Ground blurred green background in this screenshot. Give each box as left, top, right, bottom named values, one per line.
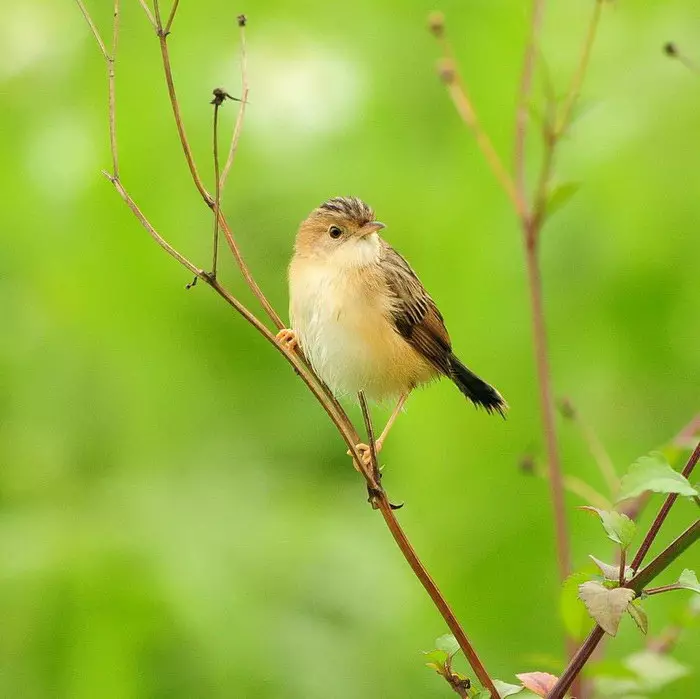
left=1, top=0, right=699, bottom=697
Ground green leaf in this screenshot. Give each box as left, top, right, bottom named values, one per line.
left=617, top=452, right=698, bottom=501
left=422, top=649, right=449, bottom=669
left=546, top=182, right=580, bottom=218
left=589, top=555, right=633, bottom=582
left=435, top=633, right=460, bottom=657
left=493, top=679, right=525, bottom=697
left=580, top=507, right=636, bottom=550
left=624, top=651, right=690, bottom=690
left=560, top=572, right=592, bottom=641
left=677, top=569, right=700, bottom=594
left=626, top=601, right=648, bottom=635
left=578, top=580, right=635, bottom=636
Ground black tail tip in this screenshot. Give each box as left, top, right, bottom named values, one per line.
left=449, top=354, right=508, bottom=418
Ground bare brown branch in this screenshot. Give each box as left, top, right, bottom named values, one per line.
left=431, top=25, right=526, bottom=219
left=514, top=0, right=545, bottom=210
left=220, top=18, right=249, bottom=191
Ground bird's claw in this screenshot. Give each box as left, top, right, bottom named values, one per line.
left=275, top=328, right=298, bottom=352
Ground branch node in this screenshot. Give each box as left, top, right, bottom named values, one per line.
left=427, top=11, right=445, bottom=38
left=437, top=57, right=456, bottom=84
left=237, top=14, right=247, bottom=27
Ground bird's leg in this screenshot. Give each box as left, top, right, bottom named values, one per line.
left=275, top=328, right=298, bottom=352
left=375, top=392, right=410, bottom=452
left=350, top=392, right=410, bottom=470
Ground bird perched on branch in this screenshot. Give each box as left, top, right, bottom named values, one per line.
left=277, top=196, right=506, bottom=465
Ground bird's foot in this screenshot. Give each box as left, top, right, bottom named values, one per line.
left=275, top=328, right=298, bottom=352
left=348, top=441, right=383, bottom=472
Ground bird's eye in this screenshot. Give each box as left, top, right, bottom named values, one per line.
left=328, top=225, right=343, bottom=239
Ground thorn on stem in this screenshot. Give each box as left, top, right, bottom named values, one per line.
left=185, top=276, right=198, bottom=289
left=237, top=14, right=247, bottom=27
left=427, top=11, right=445, bottom=38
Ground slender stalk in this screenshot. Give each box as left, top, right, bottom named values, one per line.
left=431, top=23, right=525, bottom=219
left=211, top=95, right=222, bottom=278
left=137, top=0, right=157, bottom=31
left=151, top=1, right=283, bottom=329
left=644, top=584, right=683, bottom=596
left=618, top=549, right=626, bottom=587
left=164, top=0, right=181, bottom=35
left=630, top=441, right=700, bottom=572
left=514, top=0, right=545, bottom=207
left=220, top=16, right=249, bottom=191
left=556, top=0, right=604, bottom=136
left=525, top=240, right=570, bottom=584
left=109, top=0, right=120, bottom=179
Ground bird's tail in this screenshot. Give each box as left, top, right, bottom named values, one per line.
left=448, top=354, right=508, bottom=417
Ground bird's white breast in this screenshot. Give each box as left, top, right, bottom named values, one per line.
left=289, top=235, right=434, bottom=400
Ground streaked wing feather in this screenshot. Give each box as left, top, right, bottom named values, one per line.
left=381, top=242, right=452, bottom=375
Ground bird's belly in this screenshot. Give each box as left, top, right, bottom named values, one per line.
left=290, top=266, right=435, bottom=401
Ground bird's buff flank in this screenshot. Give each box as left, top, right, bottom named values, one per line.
left=277, top=196, right=507, bottom=464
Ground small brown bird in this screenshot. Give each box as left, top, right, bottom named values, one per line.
left=277, top=196, right=506, bottom=463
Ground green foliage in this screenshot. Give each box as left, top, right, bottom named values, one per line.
left=677, top=569, right=700, bottom=594
left=435, top=633, right=460, bottom=656
left=492, top=679, right=524, bottom=697
left=617, top=453, right=698, bottom=501
left=580, top=507, right=636, bottom=550
left=626, top=600, right=648, bottom=635
left=545, top=182, right=581, bottom=219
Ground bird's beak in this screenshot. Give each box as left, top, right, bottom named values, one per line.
left=360, top=221, right=385, bottom=236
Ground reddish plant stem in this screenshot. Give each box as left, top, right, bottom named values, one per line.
left=514, top=0, right=545, bottom=204
left=524, top=234, right=570, bottom=584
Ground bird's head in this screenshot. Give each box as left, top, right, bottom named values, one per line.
left=294, top=196, right=385, bottom=267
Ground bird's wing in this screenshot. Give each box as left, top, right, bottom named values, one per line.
left=380, top=241, right=453, bottom=375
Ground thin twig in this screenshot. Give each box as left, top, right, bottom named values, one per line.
left=109, top=0, right=120, bottom=178
left=525, top=243, right=570, bottom=585
left=358, top=391, right=380, bottom=488
left=514, top=0, right=545, bottom=210
left=618, top=549, right=626, bottom=587
left=210, top=90, right=225, bottom=278
left=630, top=441, right=700, bottom=572
left=556, top=0, right=605, bottom=136
left=75, top=0, right=109, bottom=59
left=164, top=0, right=181, bottom=35
left=429, top=18, right=525, bottom=219
left=563, top=475, right=612, bottom=510
left=137, top=0, right=157, bottom=31
left=560, top=398, right=619, bottom=495
left=644, top=584, right=683, bottom=596
left=151, top=1, right=284, bottom=329
left=220, top=16, right=249, bottom=190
